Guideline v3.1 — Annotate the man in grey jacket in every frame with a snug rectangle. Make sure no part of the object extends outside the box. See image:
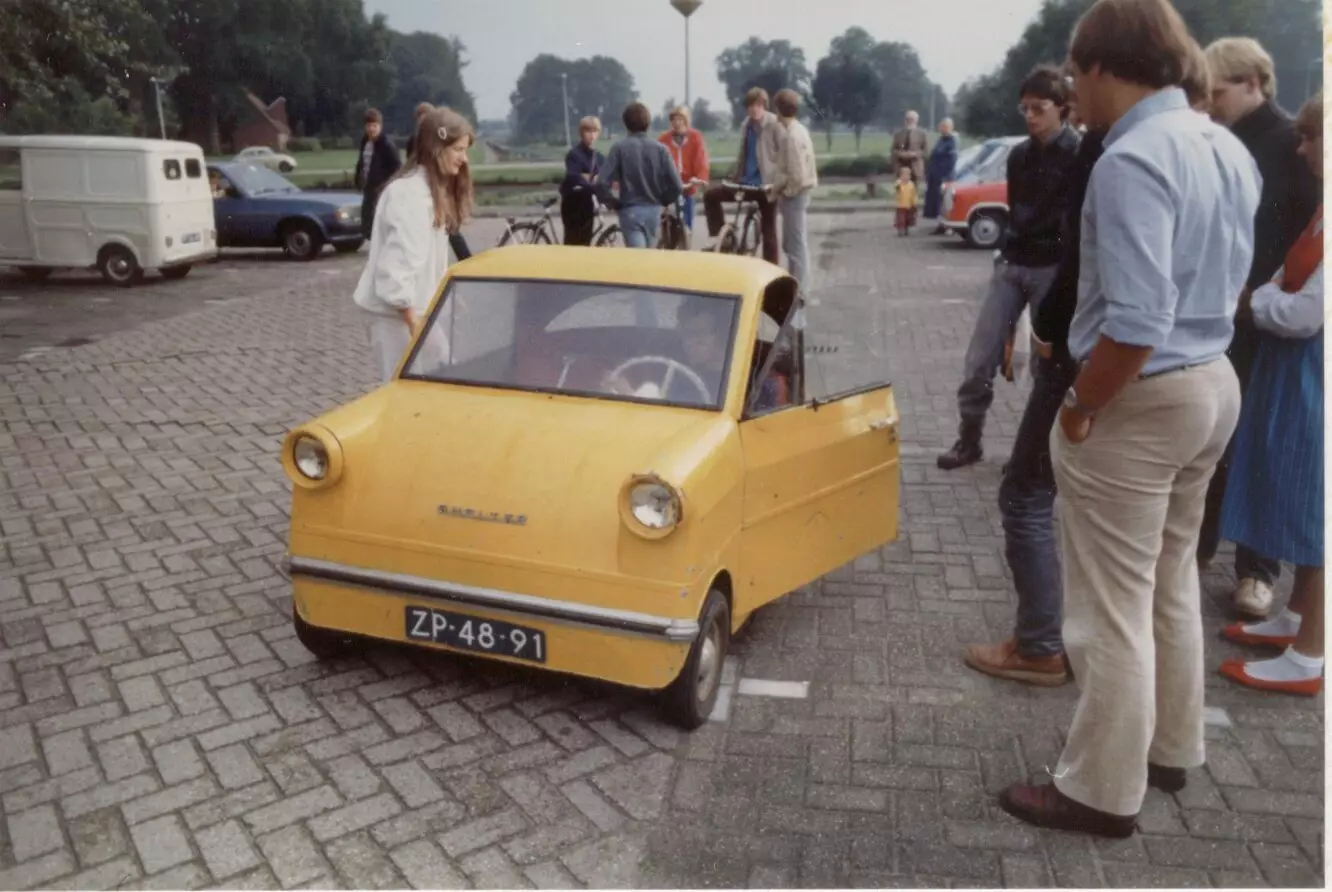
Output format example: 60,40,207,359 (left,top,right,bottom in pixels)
597,102,683,248
701,87,785,263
